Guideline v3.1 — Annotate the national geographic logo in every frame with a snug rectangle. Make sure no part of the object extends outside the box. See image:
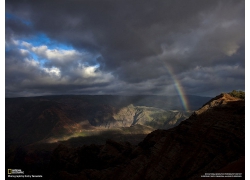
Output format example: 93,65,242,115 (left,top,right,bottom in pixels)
7,168,43,178
7,169,24,174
